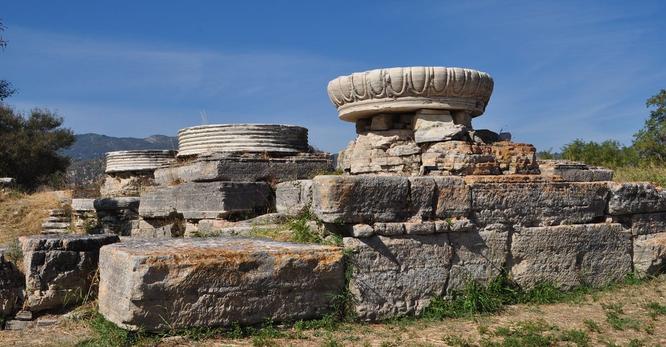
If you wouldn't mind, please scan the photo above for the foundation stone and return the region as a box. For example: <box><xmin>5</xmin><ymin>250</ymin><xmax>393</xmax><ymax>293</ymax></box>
<box><xmin>98</xmin><ymin>238</ymin><xmax>344</xmax><ymax>331</ymax></box>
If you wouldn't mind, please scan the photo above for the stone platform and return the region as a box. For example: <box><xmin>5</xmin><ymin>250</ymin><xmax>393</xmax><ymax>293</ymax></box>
<box><xmin>154</xmin><ymin>152</ymin><xmax>332</xmax><ymax>185</ymax></box>
<box><xmin>98</xmin><ymin>237</ymin><xmax>344</xmax><ymax>331</ymax></box>
<box><xmin>101</xmin><ymin>150</ymin><xmax>176</xmax><ymax>197</ymax></box>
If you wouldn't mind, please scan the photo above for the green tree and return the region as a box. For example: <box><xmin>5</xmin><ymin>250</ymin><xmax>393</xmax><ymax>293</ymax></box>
<box><xmin>0</xmin><ymin>105</ymin><xmax>75</xmax><ymax>190</ymax></box>
<box><xmin>633</xmin><ymin>89</ymin><xmax>666</xmax><ymax>163</ymax></box>
<box><xmin>0</xmin><ymin>19</ymin><xmax>16</xmax><ymax>101</ymax></box>
<box><xmin>561</xmin><ymin>139</ymin><xmax>638</xmax><ymax>168</ymax></box>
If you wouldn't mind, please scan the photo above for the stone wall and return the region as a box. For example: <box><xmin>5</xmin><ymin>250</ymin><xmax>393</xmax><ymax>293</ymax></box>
<box><xmin>301</xmin><ymin>175</ymin><xmax>666</xmax><ymax>321</ymax></box>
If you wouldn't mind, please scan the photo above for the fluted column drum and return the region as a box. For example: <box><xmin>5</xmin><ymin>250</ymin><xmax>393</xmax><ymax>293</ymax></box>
<box><xmin>105</xmin><ymin>150</ymin><xmax>177</xmax><ymax>173</ymax></box>
<box><xmin>177</xmin><ymin>124</ymin><xmax>309</xmax><ymax>157</ymax></box>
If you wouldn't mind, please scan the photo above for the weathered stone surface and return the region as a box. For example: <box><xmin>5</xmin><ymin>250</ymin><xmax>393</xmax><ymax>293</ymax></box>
<box><xmin>490</xmin><ymin>142</ymin><xmax>539</xmax><ymax>174</ymax></box>
<box><xmin>466</xmin><ymin>176</ymin><xmax>608</xmax><ymax>227</ymax></box>
<box><xmin>510</xmin><ymin>223</ymin><xmax>631</xmax><ymax>289</ymax></box>
<box><xmin>633</xmin><ymin>233</ymin><xmax>666</xmax><ymax>277</ymax></box>
<box><xmin>154</xmin><ymin>153</ymin><xmax>333</xmax><ymax>185</ymax></box>
<box><xmin>421</xmin><ymin>141</ymin><xmax>501</xmax><ymax>175</ymax></box>
<box><xmin>446</xmin><ymin>224</ymin><xmax>509</xmax><ymax>293</ymax></box>
<box><xmin>98</xmin><ymin>238</ymin><xmax>344</xmax><ymax>331</ymax></box>
<box><xmin>19</xmin><ymin>234</ymin><xmax>120</xmax><ymax>312</ymax></box>
<box><xmin>71</xmin><ymin>198</ymin><xmax>95</xmax><ymax>212</ymax></box>
<box><xmin>433</xmin><ymin>176</ymin><xmax>471</xmax><ymax>218</ymax></box>
<box><xmin>608</xmin><ymin>182</ymin><xmax>666</xmax><ymax>215</ymax></box>
<box><xmin>470</xmin><ymin>129</ymin><xmax>500</xmax><ymax>144</ymax></box>
<box><xmin>313</xmin><ymin>175</ymin><xmax>410</xmax><ymax>223</ymax></box>
<box><xmin>100</xmin><ymin>173</ymin><xmax>156</xmax><ymax>198</ymax></box>
<box><xmin>539</xmin><ymin>160</ymin><xmax>613</xmax><ymax>182</ymax></box>
<box><xmin>339</xmin><ymin>130</ymin><xmax>421</xmax><ymax>175</ymax></box>
<box><xmin>616</xmin><ymin>212</ymin><xmax>666</xmax><ymax>236</ymax></box>
<box><xmin>132</xmin><ymin>217</ymin><xmax>184</xmax><ymax>238</ymax></box>
<box><xmin>275</xmin><ymin>180</ymin><xmax>313</xmax><ymax>216</ymax></box>
<box><xmin>327</xmin><ymin>67</ymin><xmax>494</xmax><ymax>121</ymax></box>
<box><xmin>0</xmin><ymin>248</ymin><xmax>24</xmax><ymax>317</ymax></box>
<box><xmin>94</xmin><ymin>197</ymin><xmax>140</xmax><ymax>236</ymax></box>
<box><xmin>177</xmin><ymin>124</ymin><xmax>309</xmax><ymax>157</ymax></box>
<box><xmin>344</xmin><ymin>234</ymin><xmax>452</xmax><ymax>321</ymax></box>
<box><xmin>370</xmin><ymin>114</ymin><xmax>394</xmax><ymax>131</ymax></box>
<box><xmin>139</xmin><ymin>182</ymin><xmax>273</xmax><ymax>220</ymax></box>
<box><xmin>412</xmin><ymin>110</ymin><xmax>468</xmax><ymax>144</ymax></box>
<box><xmin>352</xmin><ymin>224</ymin><xmax>374</xmax><ymax>238</ymax></box>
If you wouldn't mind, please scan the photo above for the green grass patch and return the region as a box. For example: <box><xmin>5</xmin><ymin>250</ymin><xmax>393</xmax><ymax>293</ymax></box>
<box><xmin>602</xmin><ymin>303</ymin><xmax>642</xmax><ymax>331</ymax></box>
<box><xmin>645</xmin><ymin>301</ymin><xmax>666</xmax><ymax>319</ymax></box>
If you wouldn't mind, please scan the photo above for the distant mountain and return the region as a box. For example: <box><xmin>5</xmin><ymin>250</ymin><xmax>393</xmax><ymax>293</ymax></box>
<box><xmin>62</xmin><ymin>133</ymin><xmax>177</xmax><ymax>190</ymax></box>
<box><xmin>62</xmin><ymin>133</ymin><xmax>178</xmax><ymax>160</ymax></box>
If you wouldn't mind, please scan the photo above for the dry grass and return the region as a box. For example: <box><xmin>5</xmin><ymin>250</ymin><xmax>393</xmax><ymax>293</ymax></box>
<box><xmin>0</xmin><ymin>190</ymin><xmax>62</xmax><ymax>246</ymax></box>
<box><xmin>614</xmin><ymin>166</ymin><xmax>666</xmax><ymax>187</ymax></box>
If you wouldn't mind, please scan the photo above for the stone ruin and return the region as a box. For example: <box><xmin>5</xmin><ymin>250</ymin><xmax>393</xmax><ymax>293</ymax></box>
<box><xmin>100</xmin><ymin>150</ymin><xmax>176</xmax><ymax>197</ymax></box>
<box><xmin>2</xmin><ymin>66</ymin><xmax>665</xmax><ymax>332</ymax></box>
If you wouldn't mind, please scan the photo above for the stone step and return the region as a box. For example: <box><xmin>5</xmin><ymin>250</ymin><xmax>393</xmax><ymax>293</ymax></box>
<box><xmin>41</xmin><ymin>229</ymin><xmax>70</xmax><ymax>234</ymax></box>
<box><xmin>45</xmin><ymin>216</ymin><xmax>70</xmax><ymax>223</ymax></box>
<box><xmin>41</xmin><ymin>222</ymin><xmax>71</xmax><ymax>229</ymax></box>
<box><xmin>48</xmin><ymin>209</ymin><xmax>68</xmax><ymax>217</ymax></box>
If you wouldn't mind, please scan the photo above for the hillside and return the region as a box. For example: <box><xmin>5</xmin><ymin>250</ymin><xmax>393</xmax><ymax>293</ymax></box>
<box><xmin>61</xmin><ymin>133</ymin><xmax>177</xmax><ymax>161</ymax></box>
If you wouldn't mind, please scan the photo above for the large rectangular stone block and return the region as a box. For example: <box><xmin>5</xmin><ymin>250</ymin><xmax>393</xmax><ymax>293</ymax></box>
<box><xmin>139</xmin><ymin>181</ymin><xmax>273</xmax><ymax>219</ymax></box>
<box><xmin>466</xmin><ymin>176</ymin><xmax>608</xmax><ymax>227</ymax></box>
<box><xmin>275</xmin><ymin>179</ymin><xmax>313</xmax><ymax>216</ymax></box>
<box><xmin>633</xmin><ymin>233</ymin><xmax>666</xmax><ymax>277</ymax></box>
<box><xmin>98</xmin><ymin>238</ymin><xmax>344</xmax><ymax>331</ymax></box>
<box><xmin>344</xmin><ymin>234</ymin><xmax>452</xmax><ymax>321</ymax></box>
<box><xmin>446</xmin><ymin>224</ymin><xmax>509</xmax><ymax>293</ymax></box>
<box><xmin>615</xmin><ymin>212</ymin><xmax>666</xmax><ymax>236</ymax></box>
<box><xmin>20</xmin><ymin>234</ymin><xmax>120</xmax><ymax>312</ymax></box>
<box><xmin>312</xmin><ymin>175</ymin><xmax>410</xmax><ymax>223</ymax></box>
<box><xmin>608</xmin><ymin>182</ymin><xmax>666</xmax><ymax>215</ymax></box>
<box><xmin>510</xmin><ymin>223</ymin><xmax>631</xmax><ymax>290</ymax></box>
<box><xmin>153</xmin><ymin>154</ymin><xmax>332</xmax><ymax>185</ymax></box>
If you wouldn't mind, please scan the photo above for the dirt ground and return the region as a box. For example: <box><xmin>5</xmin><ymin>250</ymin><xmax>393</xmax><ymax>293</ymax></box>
<box><xmin>1</xmin><ymin>276</ymin><xmax>665</xmax><ymax>347</ymax></box>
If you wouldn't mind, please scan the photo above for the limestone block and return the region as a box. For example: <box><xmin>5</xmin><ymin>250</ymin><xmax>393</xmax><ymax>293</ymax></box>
<box><xmin>344</xmin><ymin>234</ymin><xmax>452</xmax><ymax>321</ymax></box>
<box><xmin>539</xmin><ymin>160</ymin><xmax>613</xmax><ymax>182</ymax></box>
<box><xmin>342</xmin><ymin>130</ymin><xmax>421</xmax><ymax>175</ymax></box>
<box><xmin>312</xmin><ymin>175</ymin><xmax>410</xmax><ymax>223</ymax></box>
<box><xmin>19</xmin><ymin>234</ymin><xmax>120</xmax><ymax>312</ymax></box>
<box><xmin>633</xmin><ymin>233</ymin><xmax>666</xmax><ymax>277</ymax></box>
<box><xmin>412</xmin><ymin>110</ymin><xmax>468</xmax><ymax>144</ymax></box>
<box><xmin>491</xmin><ymin>142</ymin><xmax>540</xmax><ymax>174</ymax></box>
<box><xmin>433</xmin><ymin>176</ymin><xmax>472</xmax><ymax>218</ymax></box>
<box><xmin>275</xmin><ymin>180</ymin><xmax>313</xmax><ymax>216</ymax></box>
<box><xmin>421</xmin><ymin>141</ymin><xmax>501</xmax><ymax>175</ymax></box>
<box><xmin>510</xmin><ymin>223</ymin><xmax>631</xmax><ymax>290</ymax></box>
<box><xmin>94</xmin><ymin>197</ymin><xmax>141</xmax><ymax>236</ymax></box>
<box><xmin>0</xmin><ymin>248</ymin><xmax>24</xmax><ymax>317</ymax></box>
<box><xmin>407</xmin><ymin>177</ymin><xmax>436</xmax><ymax>221</ymax></box>
<box><xmin>370</xmin><ymin>114</ymin><xmax>395</xmax><ymax>131</ymax></box>
<box><xmin>98</xmin><ymin>238</ymin><xmax>344</xmax><ymax>331</ymax></box>
<box><xmin>71</xmin><ymin>198</ymin><xmax>95</xmax><ymax>212</ymax></box>
<box><xmin>616</xmin><ymin>212</ymin><xmax>666</xmax><ymax>236</ymax></box>
<box><xmin>372</xmin><ymin>222</ymin><xmax>406</xmax><ymax>236</ymax></box>
<box><xmin>327</xmin><ymin>67</ymin><xmax>494</xmax><ymax>121</ymax></box>
<box><xmin>132</xmin><ymin>217</ymin><xmax>184</xmax><ymax>238</ymax></box>
<box><xmin>352</xmin><ymin>224</ymin><xmax>374</xmax><ymax>238</ymax></box>
<box><xmin>446</xmin><ymin>224</ymin><xmax>509</xmax><ymax>293</ymax></box>
<box><xmin>466</xmin><ymin>176</ymin><xmax>608</xmax><ymax>227</ymax></box>
<box><xmin>139</xmin><ymin>182</ymin><xmax>273</xmax><ymax>220</ymax></box>
<box><xmin>153</xmin><ymin>153</ymin><xmax>333</xmax><ymax>185</ymax></box>
<box><xmin>100</xmin><ymin>173</ymin><xmax>156</xmax><ymax>198</ymax></box>
<box><xmin>608</xmin><ymin>182</ymin><xmax>666</xmax><ymax>215</ymax></box>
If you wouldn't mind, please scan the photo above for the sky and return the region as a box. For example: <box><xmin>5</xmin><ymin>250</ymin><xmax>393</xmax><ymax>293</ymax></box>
<box><xmin>1</xmin><ymin>0</ymin><xmax>665</xmax><ymax>153</ymax></box>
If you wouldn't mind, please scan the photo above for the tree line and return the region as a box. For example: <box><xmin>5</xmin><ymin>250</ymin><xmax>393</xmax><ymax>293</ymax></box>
<box><xmin>539</xmin><ymin>89</ymin><xmax>666</xmax><ymax>169</ymax></box>
<box><xmin>0</xmin><ymin>20</ymin><xmax>75</xmax><ymax>190</ymax></box>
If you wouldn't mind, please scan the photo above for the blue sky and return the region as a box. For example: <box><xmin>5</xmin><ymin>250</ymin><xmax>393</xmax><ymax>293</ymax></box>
<box><xmin>2</xmin><ymin>1</ymin><xmax>665</xmax><ymax>153</ymax></box>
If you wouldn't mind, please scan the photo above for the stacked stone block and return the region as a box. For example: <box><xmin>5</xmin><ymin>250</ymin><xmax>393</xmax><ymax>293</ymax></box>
<box><xmin>137</xmin><ymin>124</ymin><xmax>332</xmax><ymax>237</ymax></box>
